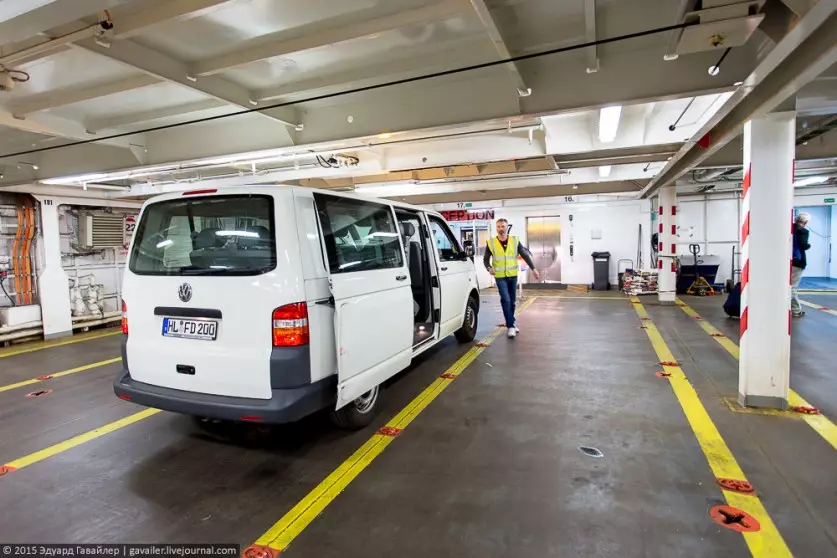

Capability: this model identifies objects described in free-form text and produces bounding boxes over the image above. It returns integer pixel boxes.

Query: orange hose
[21,203,35,305]
[11,206,23,306]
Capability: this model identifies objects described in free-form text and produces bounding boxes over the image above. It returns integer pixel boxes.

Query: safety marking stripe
[252,297,538,552]
[631,297,792,558]
[800,300,837,317]
[676,299,837,452]
[0,408,161,474]
[0,330,120,359]
[0,357,122,394]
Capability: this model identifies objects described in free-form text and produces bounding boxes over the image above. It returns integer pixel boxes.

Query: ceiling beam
[0,109,142,152]
[393,180,645,205]
[0,0,234,68]
[254,35,490,102]
[8,75,160,115]
[189,0,471,77]
[86,99,227,132]
[468,0,530,97]
[663,0,698,61]
[641,0,837,197]
[72,37,299,138]
[583,0,598,73]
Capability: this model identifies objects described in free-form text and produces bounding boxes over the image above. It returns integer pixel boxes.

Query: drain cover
[578,446,603,458]
[25,389,52,398]
[709,505,760,532]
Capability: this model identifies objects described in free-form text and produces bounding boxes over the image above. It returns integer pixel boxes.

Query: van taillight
[272,303,309,347]
[121,300,128,335]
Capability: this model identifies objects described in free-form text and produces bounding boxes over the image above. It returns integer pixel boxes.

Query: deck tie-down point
[578,446,603,458]
[36,374,54,381]
[475,342,490,348]
[709,505,761,532]
[377,426,403,438]
[716,478,755,494]
[439,373,457,380]
[659,361,678,367]
[656,371,672,377]
[242,545,279,558]
[25,389,52,398]
[0,465,16,477]
[710,333,725,338]
[792,405,822,415]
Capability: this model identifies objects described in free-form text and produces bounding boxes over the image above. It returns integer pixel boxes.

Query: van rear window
[128,195,276,276]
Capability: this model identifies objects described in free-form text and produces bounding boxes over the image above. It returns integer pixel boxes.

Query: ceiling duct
[673,1,766,55]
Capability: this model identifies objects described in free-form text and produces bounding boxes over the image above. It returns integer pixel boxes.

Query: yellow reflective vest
[487,236,519,278]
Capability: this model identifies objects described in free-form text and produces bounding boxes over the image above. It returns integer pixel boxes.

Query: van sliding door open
[313,194,413,410]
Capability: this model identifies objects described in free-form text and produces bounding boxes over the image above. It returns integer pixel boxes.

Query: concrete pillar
[657,185,677,304]
[35,198,72,339]
[739,113,795,409]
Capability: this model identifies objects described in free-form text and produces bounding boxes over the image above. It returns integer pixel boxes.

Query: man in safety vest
[483,218,539,338]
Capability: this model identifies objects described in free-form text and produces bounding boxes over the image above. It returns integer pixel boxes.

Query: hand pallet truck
[686,244,715,296]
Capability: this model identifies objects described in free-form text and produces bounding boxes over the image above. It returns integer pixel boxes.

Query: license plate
[161,317,218,341]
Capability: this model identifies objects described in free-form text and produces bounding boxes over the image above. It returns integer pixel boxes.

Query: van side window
[314,194,403,274]
[428,217,464,262]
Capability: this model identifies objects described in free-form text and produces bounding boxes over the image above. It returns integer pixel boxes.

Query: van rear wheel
[330,385,381,430]
[455,296,479,343]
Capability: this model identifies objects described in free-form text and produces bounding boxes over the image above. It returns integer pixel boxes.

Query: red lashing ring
[656,371,671,377]
[0,465,16,477]
[659,361,678,367]
[378,426,403,437]
[716,478,755,494]
[709,505,761,532]
[439,373,457,379]
[36,374,54,381]
[792,406,821,415]
[242,546,279,558]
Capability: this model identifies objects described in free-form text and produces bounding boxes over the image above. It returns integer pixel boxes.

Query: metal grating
[90,214,124,247]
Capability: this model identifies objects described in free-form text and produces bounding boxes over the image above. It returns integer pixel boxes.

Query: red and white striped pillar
[739,112,795,409]
[657,185,677,305]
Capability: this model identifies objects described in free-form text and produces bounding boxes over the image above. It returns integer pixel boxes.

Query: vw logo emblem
[178,283,193,303]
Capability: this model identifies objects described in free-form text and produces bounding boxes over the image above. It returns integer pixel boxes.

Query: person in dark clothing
[791,212,811,317]
[483,219,539,337]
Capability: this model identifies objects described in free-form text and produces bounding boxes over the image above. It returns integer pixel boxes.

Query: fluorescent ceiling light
[598,106,622,143]
[793,176,829,187]
[599,165,612,178]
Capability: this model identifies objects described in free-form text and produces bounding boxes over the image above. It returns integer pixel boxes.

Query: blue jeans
[496,276,518,328]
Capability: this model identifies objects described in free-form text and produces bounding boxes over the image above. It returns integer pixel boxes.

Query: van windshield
[128,194,276,276]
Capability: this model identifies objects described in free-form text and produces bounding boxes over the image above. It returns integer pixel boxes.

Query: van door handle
[440,266,448,271]
[396,275,408,281]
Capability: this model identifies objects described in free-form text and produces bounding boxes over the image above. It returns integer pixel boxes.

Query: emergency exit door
[526,217,561,283]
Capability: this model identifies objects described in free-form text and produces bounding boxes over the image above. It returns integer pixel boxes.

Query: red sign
[441,209,495,222]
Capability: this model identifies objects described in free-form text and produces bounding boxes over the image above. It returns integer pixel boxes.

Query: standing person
[791,212,811,318]
[483,219,539,338]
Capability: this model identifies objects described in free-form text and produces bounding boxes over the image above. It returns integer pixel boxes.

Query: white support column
[739,112,795,409]
[657,185,677,304]
[34,198,72,339]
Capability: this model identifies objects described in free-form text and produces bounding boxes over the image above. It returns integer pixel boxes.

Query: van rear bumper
[113,369,336,424]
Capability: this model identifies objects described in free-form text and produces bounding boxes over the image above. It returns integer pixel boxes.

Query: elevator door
[526,217,561,283]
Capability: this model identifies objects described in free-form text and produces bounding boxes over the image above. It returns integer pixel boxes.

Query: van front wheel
[455,296,479,343]
[330,385,381,430]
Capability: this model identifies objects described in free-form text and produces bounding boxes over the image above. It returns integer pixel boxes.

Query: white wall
[434,196,653,287]
[831,205,837,280]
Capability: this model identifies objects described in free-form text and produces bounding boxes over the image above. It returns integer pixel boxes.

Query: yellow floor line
[632,297,791,558]
[1,408,161,474]
[251,298,537,553]
[800,300,837,317]
[0,329,120,359]
[0,357,122,394]
[676,298,837,451]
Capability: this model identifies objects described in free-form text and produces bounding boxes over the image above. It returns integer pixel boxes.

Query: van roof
[142,184,442,217]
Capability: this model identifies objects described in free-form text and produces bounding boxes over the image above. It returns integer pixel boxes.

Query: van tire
[455,296,479,343]
[330,385,381,430]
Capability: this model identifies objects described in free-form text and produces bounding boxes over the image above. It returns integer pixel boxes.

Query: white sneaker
[507,327,517,338]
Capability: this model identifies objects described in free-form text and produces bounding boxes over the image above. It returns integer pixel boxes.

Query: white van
[114,185,480,429]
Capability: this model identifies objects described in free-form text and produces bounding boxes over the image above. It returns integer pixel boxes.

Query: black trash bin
[591,251,611,290]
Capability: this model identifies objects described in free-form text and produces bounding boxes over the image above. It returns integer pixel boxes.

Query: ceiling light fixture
[793,175,829,187]
[599,165,612,178]
[598,106,622,143]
